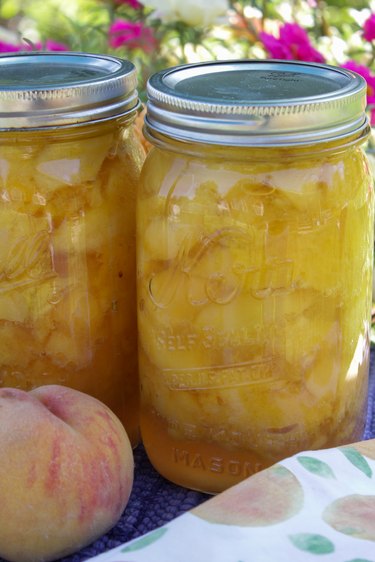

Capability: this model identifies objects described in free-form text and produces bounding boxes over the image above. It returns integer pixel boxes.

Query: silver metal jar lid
[0,52,139,129]
[145,59,369,146]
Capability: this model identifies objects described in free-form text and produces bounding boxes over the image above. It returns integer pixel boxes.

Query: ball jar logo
[147,225,294,308]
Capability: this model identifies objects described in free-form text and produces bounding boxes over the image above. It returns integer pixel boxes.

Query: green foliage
[23,0,111,51]
[324,0,369,8]
[0,0,22,19]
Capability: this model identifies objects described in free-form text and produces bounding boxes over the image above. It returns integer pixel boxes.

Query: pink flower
[0,39,69,52]
[109,19,156,53]
[342,61,375,124]
[364,14,375,42]
[44,40,69,51]
[26,40,69,51]
[259,32,291,59]
[342,61,375,104]
[0,41,22,53]
[259,23,325,63]
[115,0,143,7]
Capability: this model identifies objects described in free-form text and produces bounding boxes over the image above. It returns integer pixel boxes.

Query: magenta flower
[342,61,375,124]
[27,40,69,51]
[259,23,325,63]
[0,41,22,53]
[109,19,156,53]
[364,13,375,42]
[44,40,69,51]
[115,0,143,7]
[0,39,69,53]
[259,31,291,59]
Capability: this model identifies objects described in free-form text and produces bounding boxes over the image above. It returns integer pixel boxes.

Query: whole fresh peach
[0,385,134,562]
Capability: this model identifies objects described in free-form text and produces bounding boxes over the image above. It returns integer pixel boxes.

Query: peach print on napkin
[89,439,375,562]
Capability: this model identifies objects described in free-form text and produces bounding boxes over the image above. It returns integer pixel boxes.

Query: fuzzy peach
[0,385,134,562]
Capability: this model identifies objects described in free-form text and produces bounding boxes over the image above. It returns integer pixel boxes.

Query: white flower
[143,0,229,27]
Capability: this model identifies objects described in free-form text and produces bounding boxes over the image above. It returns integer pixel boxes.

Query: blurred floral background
[0,0,374,105]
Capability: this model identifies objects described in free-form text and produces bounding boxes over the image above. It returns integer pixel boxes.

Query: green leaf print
[340,447,373,478]
[289,533,335,555]
[121,527,168,552]
[297,456,335,479]
[345,559,375,562]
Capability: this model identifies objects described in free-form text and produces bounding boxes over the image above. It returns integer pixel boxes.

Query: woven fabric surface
[2,351,375,562]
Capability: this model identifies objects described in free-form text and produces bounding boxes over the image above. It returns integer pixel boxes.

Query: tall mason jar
[0,52,144,447]
[137,60,374,492]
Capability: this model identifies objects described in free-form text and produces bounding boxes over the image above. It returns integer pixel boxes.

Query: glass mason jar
[0,52,144,447]
[137,60,374,493]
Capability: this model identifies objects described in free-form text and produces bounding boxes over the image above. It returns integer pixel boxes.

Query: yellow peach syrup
[0,52,144,447]
[137,60,374,493]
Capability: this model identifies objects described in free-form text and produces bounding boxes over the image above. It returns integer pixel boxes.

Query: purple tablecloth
[3,351,375,562]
